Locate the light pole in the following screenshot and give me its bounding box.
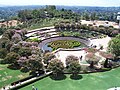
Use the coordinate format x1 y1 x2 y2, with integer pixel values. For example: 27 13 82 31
117 12 120 29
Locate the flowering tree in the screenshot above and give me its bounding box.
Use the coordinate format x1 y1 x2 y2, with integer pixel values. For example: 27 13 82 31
85 53 101 68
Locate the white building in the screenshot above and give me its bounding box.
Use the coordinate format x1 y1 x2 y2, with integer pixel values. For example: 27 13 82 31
117 12 120 28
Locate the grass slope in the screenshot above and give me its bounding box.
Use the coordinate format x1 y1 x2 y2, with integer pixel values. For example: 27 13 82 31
21 67 120 90
0 64 29 88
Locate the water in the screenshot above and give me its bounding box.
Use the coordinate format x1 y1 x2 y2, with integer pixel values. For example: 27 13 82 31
42 43 53 51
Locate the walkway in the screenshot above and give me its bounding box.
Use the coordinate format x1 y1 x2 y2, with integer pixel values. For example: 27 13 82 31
89 36 111 51
54 49 88 67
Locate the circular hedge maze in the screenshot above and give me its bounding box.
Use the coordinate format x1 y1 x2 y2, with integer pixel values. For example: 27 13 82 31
48 40 81 50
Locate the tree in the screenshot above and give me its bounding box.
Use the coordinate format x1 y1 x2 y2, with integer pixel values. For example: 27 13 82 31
43 52 55 64
48 58 64 76
10 44 21 53
90 12 98 20
4 52 20 64
66 55 81 76
66 55 79 67
46 5 56 10
0 37 10 48
28 60 43 72
0 48 8 58
18 47 32 57
108 34 120 57
68 61 81 76
12 33 22 44
85 53 101 68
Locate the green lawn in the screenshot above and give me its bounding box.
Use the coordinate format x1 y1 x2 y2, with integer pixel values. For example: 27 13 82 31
0 64 29 88
21 67 120 90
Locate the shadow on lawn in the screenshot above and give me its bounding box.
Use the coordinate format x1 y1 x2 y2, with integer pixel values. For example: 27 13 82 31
50 74 66 81
70 75 83 80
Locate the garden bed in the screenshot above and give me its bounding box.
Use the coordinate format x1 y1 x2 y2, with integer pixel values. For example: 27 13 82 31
48 40 81 51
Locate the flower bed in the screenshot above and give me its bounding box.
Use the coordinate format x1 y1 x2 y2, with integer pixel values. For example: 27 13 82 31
48 40 81 51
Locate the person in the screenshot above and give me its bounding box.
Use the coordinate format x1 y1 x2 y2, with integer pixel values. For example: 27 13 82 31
80 56 83 60
32 85 35 90
114 86 117 90
3 87 5 90
14 83 16 86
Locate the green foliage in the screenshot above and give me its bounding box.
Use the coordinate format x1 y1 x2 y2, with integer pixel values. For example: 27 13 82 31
26 38 41 42
66 55 81 75
4 52 20 64
48 58 64 75
17 5 81 30
18 47 32 57
85 53 101 68
20 67 29 73
28 60 43 71
108 34 120 57
59 31 80 37
48 40 81 50
0 28 7 35
0 48 8 58
10 44 21 53
68 61 81 75
55 21 118 37
7 62 21 70
43 52 55 64
66 55 79 66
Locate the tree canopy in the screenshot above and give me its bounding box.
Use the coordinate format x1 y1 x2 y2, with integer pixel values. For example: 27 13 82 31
108 34 120 57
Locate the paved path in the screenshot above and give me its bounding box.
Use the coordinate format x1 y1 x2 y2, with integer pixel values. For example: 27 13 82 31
27 26 54 33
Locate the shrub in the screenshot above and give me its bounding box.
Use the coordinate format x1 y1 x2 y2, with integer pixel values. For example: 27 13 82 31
0 48 8 58
7 63 21 70
4 52 20 64
20 67 29 73
26 38 41 42
48 40 81 50
18 47 32 57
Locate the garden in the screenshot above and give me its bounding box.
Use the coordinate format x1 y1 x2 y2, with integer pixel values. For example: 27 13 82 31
48 40 81 50
0 24 119 89
0 5 120 90
59 30 106 39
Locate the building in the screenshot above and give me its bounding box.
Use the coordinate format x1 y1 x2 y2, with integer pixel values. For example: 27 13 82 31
117 12 120 28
